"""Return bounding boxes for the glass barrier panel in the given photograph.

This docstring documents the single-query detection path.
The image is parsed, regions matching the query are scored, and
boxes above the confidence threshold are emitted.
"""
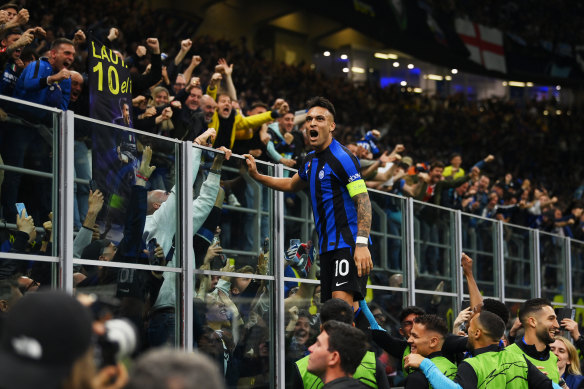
[504,225,534,300]
[415,293,458,334]
[369,192,408,289]
[195,276,276,388]
[73,261,181,352]
[571,239,584,307]
[211,156,274,276]
[413,201,456,292]
[0,97,60,251]
[461,213,498,297]
[73,115,181,267]
[361,289,408,388]
[282,165,315,282]
[0,256,58,300]
[539,231,567,303]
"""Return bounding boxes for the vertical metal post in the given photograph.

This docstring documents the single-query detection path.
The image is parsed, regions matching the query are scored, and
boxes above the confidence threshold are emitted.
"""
[565,238,573,308]
[274,163,286,388]
[58,110,75,293]
[532,230,541,297]
[405,197,416,306]
[454,210,463,307]
[180,142,194,351]
[496,221,506,302]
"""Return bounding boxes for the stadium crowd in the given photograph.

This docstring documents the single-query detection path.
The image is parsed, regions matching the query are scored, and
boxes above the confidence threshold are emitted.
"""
[1,0,584,388]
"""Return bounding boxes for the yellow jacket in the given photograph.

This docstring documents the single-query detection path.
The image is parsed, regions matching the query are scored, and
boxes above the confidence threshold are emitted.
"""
[206,85,276,148]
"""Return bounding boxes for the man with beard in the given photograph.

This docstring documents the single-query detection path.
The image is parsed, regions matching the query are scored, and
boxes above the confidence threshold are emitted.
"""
[506,298,561,384]
[405,311,560,389]
[245,97,373,317]
[13,37,74,110]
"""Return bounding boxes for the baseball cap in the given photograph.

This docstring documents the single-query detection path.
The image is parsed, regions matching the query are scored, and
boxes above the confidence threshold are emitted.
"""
[0,291,93,389]
[81,239,112,260]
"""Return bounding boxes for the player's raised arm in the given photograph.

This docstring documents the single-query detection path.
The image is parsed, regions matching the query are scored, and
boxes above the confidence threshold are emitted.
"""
[244,154,307,193]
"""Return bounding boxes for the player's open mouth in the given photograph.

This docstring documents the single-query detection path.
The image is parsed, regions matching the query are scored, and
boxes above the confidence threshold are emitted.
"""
[309,130,319,139]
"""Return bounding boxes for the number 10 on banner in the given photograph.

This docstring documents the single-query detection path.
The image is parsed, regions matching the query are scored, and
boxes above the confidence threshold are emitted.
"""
[92,61,132,95]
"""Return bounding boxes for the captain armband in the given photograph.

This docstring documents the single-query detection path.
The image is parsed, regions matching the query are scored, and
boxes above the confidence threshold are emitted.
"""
[347,179,367,197]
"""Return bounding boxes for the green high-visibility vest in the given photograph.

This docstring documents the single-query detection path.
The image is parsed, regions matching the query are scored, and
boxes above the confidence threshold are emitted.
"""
[465,348,529,388]
[429,355,457,388]
[402,344,411,377]
[296,350,378,388]
[506,343,560,384]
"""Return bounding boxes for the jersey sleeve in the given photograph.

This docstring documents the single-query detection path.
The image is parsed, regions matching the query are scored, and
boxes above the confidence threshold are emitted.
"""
[330,146,367,197]
[298,154,312,181]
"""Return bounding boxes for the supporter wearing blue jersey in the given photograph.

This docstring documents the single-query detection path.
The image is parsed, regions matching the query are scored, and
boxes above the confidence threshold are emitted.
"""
[244,97,373,313]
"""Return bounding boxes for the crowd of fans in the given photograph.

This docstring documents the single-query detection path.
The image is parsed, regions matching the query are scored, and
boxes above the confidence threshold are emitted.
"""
[1,0,584,388]
[427,0,584,46]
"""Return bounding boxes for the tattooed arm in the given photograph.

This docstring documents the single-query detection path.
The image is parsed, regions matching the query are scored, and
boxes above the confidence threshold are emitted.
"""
[352,192,373,277]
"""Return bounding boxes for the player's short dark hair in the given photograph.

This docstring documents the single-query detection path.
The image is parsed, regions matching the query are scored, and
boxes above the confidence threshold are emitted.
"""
[307,96,336,121]
[50,37,74,50]
[482,298,510,325]
[413,314,448,338]
[518,298,552,324]
[320,298,353,325]
[476,311,506,340]
[323,320,367,375]
[399,306,426,323]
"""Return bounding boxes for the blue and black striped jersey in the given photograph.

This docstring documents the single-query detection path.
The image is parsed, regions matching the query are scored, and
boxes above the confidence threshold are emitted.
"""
[298,139,368,254]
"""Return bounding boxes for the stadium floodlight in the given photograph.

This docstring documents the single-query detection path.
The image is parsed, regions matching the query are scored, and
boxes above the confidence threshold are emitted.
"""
[323,51,331,57]
[413,88,423,93]
[342,67,349,73]
[393,62,399,67]
[351,67,365,73]
[427,74,443,81]
[374,52,398,59]
[400,81,407,86]
[445,75,452,81]
[451,69,458,74]
[556,85,561,90]
[526,82,533,87]
[508,81,525,87]
[407,64,414,69]
[340,54,348,60]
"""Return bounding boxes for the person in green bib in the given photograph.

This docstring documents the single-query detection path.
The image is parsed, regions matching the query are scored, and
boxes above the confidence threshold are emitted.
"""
[305,320,369,388]
[292,298,390,389]
[505,298,561,384]
[370,306,425,383]
[404,311,562,389]
[404,314,457,388]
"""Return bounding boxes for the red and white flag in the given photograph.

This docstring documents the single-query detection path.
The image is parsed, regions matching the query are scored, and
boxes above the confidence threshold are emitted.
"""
[455,18,506,73]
